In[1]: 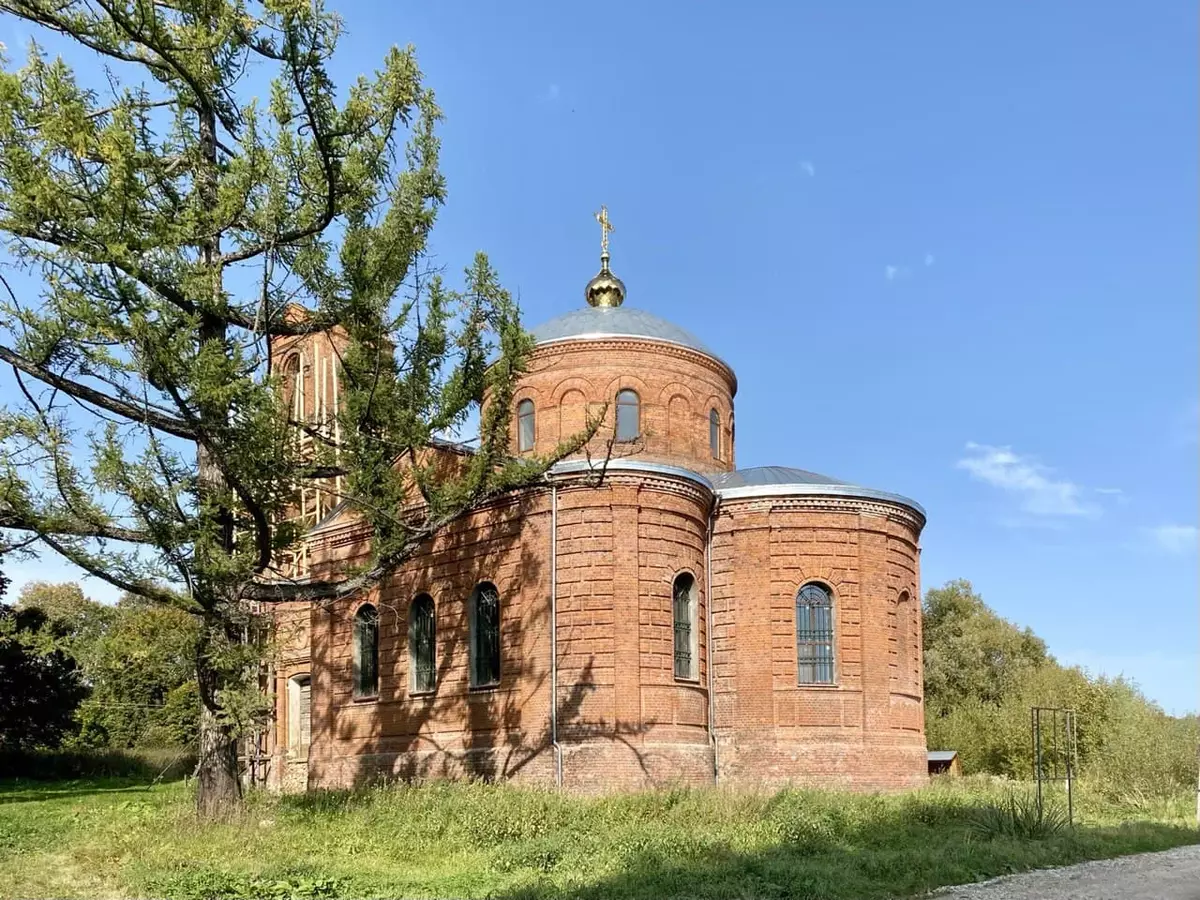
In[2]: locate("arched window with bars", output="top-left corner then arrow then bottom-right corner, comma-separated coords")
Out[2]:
469,582 -> 501,688
796,583 -> 835,685
352,604 -> 379,698
672,572 -> 699,680
709,408 -> 720,459
409,594 -> 437,694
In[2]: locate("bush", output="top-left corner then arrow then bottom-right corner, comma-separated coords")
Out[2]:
0,746 -> 195,781
969,792 -> 1069,840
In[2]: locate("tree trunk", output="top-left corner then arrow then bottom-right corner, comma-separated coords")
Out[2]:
195,698 -> 242,820
192,93 -> 243,822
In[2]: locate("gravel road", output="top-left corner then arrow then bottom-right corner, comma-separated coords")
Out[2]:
928,845 -> 1200,900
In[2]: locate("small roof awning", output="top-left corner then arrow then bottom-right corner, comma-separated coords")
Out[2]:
927,750 -> 958,762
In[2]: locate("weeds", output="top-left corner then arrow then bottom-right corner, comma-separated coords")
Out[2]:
0,774 -> 1195,899
969,792 -> 1069,840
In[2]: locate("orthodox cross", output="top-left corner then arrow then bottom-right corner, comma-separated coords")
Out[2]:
594,205 -> 614,255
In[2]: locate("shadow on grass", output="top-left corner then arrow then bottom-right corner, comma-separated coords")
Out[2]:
0,779 -> 162,805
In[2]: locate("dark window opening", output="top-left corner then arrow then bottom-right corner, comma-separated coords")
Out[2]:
469,582 -> 501,688
353,604 -> 379,698
409,594 -> 437,694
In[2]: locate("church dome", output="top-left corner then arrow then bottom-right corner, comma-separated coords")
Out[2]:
529,305 -> 720,359
711,466 -> 926,519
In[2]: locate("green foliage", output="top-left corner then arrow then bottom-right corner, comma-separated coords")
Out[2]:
0,745 -> 195,781
0,2 -> 592,810
17,583 -> 200,749
0,602 -> 88,750
923,580 -> 1199,797
969,792 -> 1069,841
0,776 -> 1196,899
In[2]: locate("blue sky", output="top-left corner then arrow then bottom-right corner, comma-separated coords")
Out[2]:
4,2 -> 1196,713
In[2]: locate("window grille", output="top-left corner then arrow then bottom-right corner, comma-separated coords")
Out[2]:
470,583 -> 501,687
353,604 -> 379,697
796,583 -> 835,684
673,573 -> 696,680
409,594 -> 437,693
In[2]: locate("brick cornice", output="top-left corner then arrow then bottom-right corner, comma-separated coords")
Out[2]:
717,494 -> 925,533
530,338 -> 738,394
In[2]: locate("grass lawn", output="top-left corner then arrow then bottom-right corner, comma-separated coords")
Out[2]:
0,774 -> 1195,899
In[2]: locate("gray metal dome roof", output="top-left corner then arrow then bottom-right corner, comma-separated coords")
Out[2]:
710,466 -> 850,489
711,466 -> 925,519
530,306 -> 719,359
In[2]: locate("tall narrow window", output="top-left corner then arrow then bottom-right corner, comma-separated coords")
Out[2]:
517,399 -> 535,452
796,583 -> 835,685
281,354 -> 303,422
616,389 -> 640,442
287,674 -> 311,755
409,594 -> 437,693
673,573 -> 698,680
709,409 -> 720,459
469,582 -> 501,688
353,604 -> 379,698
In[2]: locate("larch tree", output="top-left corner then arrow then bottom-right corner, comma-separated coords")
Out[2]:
0,0 -> 591,818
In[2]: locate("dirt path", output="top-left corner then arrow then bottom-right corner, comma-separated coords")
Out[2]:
929,845 -> 1200,900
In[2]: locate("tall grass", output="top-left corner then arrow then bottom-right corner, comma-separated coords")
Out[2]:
0,773 -> 1194,900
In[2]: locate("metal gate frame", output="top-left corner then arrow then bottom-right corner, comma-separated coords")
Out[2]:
1031,706 -> 1078,825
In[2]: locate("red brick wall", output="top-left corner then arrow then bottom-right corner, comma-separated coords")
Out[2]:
508,339 -> 737,475
279,470 -> 719,792
710,497 -> 926,790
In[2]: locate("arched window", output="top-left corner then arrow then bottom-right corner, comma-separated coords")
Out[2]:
281,354 -> 303,421
287,673 -> 311,755
616,389 -> 640,442
709,409 -> 720,459
409,594 -> 437,694
796,583 -> 835,685
469,582 -> 501,688
352,604 -> 379,698
517,399 -> 535,453
672,573 -> 699,680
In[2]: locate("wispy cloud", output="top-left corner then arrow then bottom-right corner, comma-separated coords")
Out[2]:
1146,525 -> 1198,555
541,83 -> 561,102
800,160 -> 815,177
956,442 -> 1100,517
884,265 -> 910,281
924,253 -> 935,267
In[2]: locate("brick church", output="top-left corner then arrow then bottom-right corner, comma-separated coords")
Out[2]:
259,211 -> 928,793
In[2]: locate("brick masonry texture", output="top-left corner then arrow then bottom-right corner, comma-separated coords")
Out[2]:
262,327 -> 927,793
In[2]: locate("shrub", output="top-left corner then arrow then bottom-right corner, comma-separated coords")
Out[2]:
969,792 -> 1069,840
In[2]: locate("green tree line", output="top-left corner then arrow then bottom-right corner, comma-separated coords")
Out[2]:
2,580 -> 199,751
924,580 -> 1198,798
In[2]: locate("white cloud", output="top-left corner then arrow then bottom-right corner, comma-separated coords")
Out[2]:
1147,525 -> 1198,555
924,253 -> 935,267
1094,487 -> 1123,495
800,160 -> 815,177
956,442 -> 1100,517
542,83 -> 561,102
885,265 -> 909,281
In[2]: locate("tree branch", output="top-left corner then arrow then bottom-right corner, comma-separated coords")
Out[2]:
1,344 -> 196,438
